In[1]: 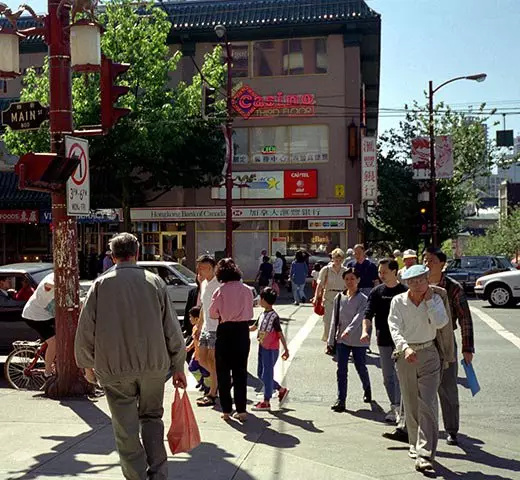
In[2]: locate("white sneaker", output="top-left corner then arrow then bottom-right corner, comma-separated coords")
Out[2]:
385,409 -> 397,423
408,446 -> 417,459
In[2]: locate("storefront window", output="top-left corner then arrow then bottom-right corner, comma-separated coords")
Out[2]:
250,126 -> 290,164
233,128 -> 249,164
253,38 -> 328,77
273,231 -> 343,256
231,43 -> 249,78
289,125 -> 329,163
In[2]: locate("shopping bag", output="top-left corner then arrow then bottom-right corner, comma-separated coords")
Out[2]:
167,388 -> 201,454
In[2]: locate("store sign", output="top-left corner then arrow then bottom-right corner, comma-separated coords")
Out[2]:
411,136 -> 454,180
0,209 -> 38,223
131,204 -> 353,221
232,85 -> 316,119
211,170 -> 317,200
308,219 -> 346,230
40,208 -> 123,224
361,137 -> 378,201
271,237 -> 287,255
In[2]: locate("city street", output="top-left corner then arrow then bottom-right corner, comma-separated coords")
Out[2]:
0,298 -> 519,479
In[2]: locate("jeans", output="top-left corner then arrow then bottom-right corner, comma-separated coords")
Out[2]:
336,343 -> 371,404
379,345 -> 401,407
292,282 -> 306,303
216,322 -> 251,414
257,346 -> 281,401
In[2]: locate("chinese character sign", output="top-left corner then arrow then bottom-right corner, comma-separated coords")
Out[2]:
361,137 -> 377,201
412,136 -> 453,180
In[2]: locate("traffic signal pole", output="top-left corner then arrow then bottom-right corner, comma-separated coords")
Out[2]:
428,80 -> 438,248
224,40 -> 233,258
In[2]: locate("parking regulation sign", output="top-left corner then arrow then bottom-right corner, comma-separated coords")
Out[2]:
65,136 -> 90,216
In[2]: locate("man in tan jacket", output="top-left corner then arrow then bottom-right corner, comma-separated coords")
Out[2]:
75,232 -> 186,480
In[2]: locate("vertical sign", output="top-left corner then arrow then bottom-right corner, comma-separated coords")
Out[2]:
65,136 -> 90,216
271,237 -> 287,255
412,136 -> 453,179
361,136 -> 377,201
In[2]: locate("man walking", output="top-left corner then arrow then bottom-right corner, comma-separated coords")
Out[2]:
346,244 -> 379,296
196,254 -> 220,407
361,259 -> 407,425
75,233 -> 186,480
388,264 -> 449,473
424,247 -> 475,446
397,249 -> 417,281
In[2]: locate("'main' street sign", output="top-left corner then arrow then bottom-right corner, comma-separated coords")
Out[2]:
1,101 -> 49,131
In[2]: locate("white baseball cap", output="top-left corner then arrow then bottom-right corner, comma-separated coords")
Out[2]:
403,249 -> 417,259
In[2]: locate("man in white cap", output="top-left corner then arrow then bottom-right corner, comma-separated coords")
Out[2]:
388,264 -> 449,473
398,249 -> 417,281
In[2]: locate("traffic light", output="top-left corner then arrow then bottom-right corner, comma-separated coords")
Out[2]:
202,83 -> 216,120
15,152 -> 80,192
418,201 -> 431,236
101,55 -> 131,131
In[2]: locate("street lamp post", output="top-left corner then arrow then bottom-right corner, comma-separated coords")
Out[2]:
215,24 -> 233,258
428,73 -> 487,247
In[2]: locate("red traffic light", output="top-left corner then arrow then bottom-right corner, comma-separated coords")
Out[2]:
101,55 -> 131,131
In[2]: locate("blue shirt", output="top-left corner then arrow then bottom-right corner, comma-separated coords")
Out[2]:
347,259 -> 378,289
290,261 -> 307,285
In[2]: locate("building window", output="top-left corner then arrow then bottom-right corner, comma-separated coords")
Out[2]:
235,125 -> 329,164
253,38 -> 327,77
231,43 -> 249,78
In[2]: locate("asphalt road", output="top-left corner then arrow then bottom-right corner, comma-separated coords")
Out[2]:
0,296 -> 519,479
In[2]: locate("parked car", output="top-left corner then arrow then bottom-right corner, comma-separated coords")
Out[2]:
0,263 -> 54,353
445,256 -> 515,292
474,270 -> 520,307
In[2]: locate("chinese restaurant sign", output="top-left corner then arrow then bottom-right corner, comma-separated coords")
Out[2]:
232,85 -> 316,119
0,210 -> 38,223
361,137 -> 378,201
211,170 -> 318,200
411,136 -> 454,180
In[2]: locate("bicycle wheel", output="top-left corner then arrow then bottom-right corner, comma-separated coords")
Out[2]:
4,347 -> 46,390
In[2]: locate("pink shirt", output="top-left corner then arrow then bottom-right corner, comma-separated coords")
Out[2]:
209,281 -> 255,324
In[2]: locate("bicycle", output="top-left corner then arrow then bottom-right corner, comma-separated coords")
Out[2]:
4,340 -> 48,390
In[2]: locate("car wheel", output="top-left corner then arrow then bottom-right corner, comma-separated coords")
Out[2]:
488,283 -> 513,308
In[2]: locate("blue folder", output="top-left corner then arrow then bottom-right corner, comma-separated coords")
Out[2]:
461,360 -> 480,397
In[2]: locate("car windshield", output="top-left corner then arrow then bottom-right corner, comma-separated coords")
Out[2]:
461,258 -> 489,270
496,257 -> 514,269
30,269 -> 54,284
172,264 -> 197,283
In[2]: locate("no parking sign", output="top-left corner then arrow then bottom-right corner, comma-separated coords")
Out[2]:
65,136 -> 90,216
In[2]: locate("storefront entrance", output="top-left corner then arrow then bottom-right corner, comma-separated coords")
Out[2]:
161,232 -> 186,261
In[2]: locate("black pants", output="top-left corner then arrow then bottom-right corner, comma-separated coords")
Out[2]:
216,321 -> 250,414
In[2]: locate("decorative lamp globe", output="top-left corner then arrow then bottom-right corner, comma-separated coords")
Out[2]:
0,29 -> 21,79
70,20 -> 101,72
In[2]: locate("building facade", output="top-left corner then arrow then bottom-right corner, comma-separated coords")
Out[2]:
1,0 -> 381,278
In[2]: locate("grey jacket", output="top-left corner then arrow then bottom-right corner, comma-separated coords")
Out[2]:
75,263 -> 186,384
328,290 -> 368,347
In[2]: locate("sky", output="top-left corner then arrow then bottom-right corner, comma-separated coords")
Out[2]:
5,0 -> 520,143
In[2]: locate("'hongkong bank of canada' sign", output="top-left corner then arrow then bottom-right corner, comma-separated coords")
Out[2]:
232,85 -> 316,119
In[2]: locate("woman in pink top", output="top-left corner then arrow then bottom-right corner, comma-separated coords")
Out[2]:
209,258 -> 254,422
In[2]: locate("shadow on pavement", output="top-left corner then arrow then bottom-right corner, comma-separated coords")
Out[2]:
346,401 -> 386,424
270,408 -> 324,434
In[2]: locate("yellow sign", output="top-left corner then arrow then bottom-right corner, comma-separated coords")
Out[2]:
335,184 -> 345,199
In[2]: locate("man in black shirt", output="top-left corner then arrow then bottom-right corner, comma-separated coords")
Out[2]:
346,244 -> 379,296
361,258 -> 408,441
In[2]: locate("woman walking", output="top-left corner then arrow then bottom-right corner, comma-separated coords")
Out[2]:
209,258 -> 255,422
328,268 -> 371,412
290,250 -> 308,305
316,248 -> 347,342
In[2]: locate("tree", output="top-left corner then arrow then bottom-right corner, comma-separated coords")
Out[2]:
2,0 -> 226,229
372,101 -> 505,247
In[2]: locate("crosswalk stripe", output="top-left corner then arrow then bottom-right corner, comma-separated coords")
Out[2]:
470,306 -> 520,350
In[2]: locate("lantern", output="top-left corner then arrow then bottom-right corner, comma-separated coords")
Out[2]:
0,29 -> 21,79
348,121 -> 358,160
70,20 -> 101,72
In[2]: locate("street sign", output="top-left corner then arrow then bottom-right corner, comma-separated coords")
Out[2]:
1,101 -> 49,131
65,136 -> 90,216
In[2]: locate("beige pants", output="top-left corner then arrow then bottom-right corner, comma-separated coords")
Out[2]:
396,345 -> 441,461
322,293 -> 337,342
104,375 -> 168,480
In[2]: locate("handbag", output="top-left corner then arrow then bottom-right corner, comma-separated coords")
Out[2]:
313,267 -> 329,316
167,387 -> 201,454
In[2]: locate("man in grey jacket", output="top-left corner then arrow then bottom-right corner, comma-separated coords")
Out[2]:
75,233 -> 186,480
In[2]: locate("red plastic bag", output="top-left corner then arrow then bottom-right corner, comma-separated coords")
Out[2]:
167,388 -> 201,454
313,295 -> 325,316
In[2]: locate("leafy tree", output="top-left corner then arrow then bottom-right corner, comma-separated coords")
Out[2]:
372,102 -> 505,247
2,0 -> 226,229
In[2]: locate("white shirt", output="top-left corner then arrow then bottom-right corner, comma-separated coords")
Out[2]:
273,258 -> 283,275
200,276 -> 220,333
22,273 -> 54,321
388,291 -> 449,352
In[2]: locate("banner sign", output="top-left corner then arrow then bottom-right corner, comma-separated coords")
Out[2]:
361,137 -> 378,201
131,204 -> 353,221
0,209 -> 38,223
271,237 -> 287,255
211,170 -> 318,200
40,208 -> 123,224
412,136 -> 454,180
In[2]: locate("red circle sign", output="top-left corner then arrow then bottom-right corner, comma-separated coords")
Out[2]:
68,143 -> 88,186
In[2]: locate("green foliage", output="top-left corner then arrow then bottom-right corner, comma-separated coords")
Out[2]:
2,0 -> 226,216
373,102 -> 504,246
464,209 -> 520,257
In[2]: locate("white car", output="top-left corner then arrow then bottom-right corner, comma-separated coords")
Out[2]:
474,270 -> 520,307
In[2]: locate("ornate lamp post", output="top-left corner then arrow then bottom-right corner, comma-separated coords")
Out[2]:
428,73 -> 486,247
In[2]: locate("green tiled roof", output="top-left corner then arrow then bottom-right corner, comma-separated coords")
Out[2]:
0,171 -> 50,208
162,0 -> 379,32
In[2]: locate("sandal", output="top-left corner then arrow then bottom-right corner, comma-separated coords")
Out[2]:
221,413 -> 231,421
196,395 -> 217,407
233,412 -> 247,422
